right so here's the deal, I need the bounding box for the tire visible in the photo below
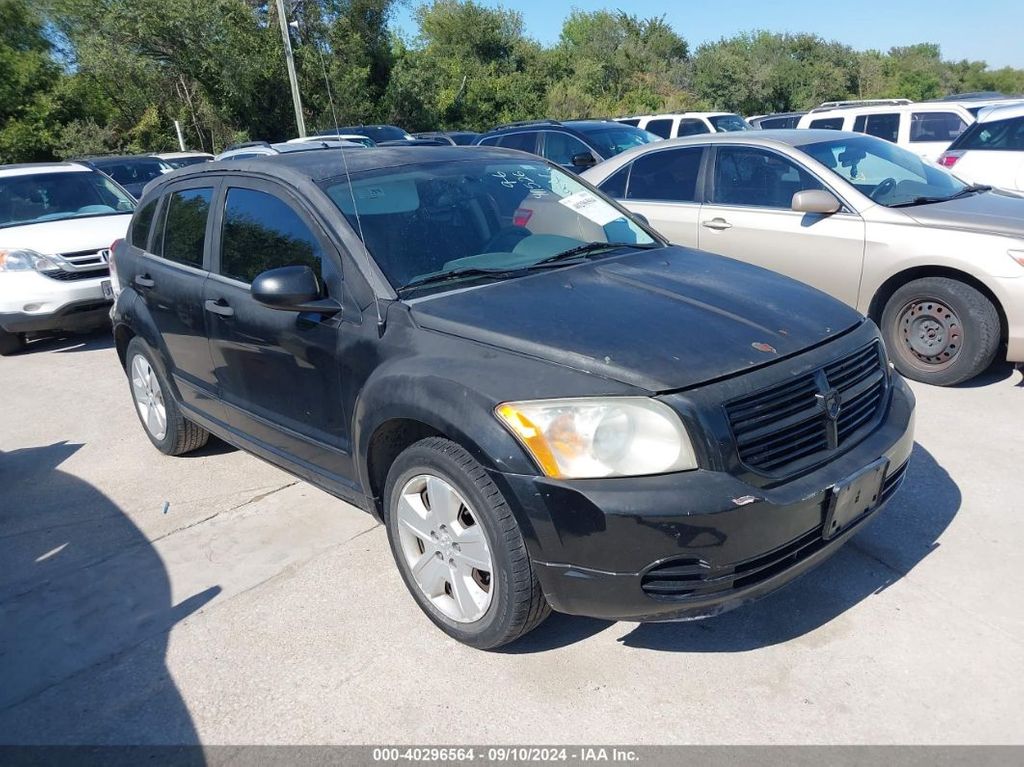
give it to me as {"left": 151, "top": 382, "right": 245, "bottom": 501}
{"left": 125, "top": 337, "right": 210, "bottom": 455}
{"left": 383, "top": 437, "right": 550, "bottom": 649}
{"left": 0, "top": 328, "right": 25, "bottom": 356}
{"left": 880, "top": 277, "right": 1001, "bottom": 387}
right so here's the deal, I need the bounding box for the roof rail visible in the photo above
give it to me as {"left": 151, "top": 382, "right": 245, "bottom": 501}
{"left": 810, "top": 99, "right": 913, "bottom": 113}
{"left": 224, "top": 140, "right": 271, "bottom": 152}
{"left": 493, "top": 119, "right": 562, "bottom": 130}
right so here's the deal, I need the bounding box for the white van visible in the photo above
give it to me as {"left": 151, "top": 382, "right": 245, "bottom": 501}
{"left": 615, "top": 112, "right": 752, "bottom": 139}
{"left": 0, "top": 163, "right": 134, "bottom": 354}
{"left": 797, "top": 103, "right": 975, "bottom": 161}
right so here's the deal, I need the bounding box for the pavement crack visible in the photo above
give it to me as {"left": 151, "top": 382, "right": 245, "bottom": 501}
{"left": 227, "top": 481, "right": 299, "bottom": 511}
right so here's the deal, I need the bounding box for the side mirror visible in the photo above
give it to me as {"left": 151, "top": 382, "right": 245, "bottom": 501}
{"left": 251, "top": 265, "right": 341, "bottom": 314}
{"left": 631, "top": 212, "right": 650, "bottom": 227}
{"left": 571, "top": 152, "right": 598, "bottom": 169}
{"left": 791, "top": 189, "right": 841, "bottom": 215}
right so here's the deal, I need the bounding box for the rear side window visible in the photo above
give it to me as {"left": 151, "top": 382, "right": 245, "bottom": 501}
{"left": 617, "top": 118, "right": 640, "bottom": 127}
{"left": 677, "top": 119, "right": 710, "bottom": 137}
{"left": 644, "top": 119, "right": 674, "bottom": 139}
{"left": 910, "top": 112, "right": 967, "bottom": 143}
{"left": 810, "top": 118, "right": 844, "bottom": 130}
{"left": 129, "top": 199, "right": 158, "bottom": 250}
{"left": 156, "top": 188, "right": 212, "bottom": 268}
{"left": 952, "top": 116, "right": 1024, "bottom": 150}
{"left": 853, "top": 113, "right": 899, "bottom": 143}
{"left": 626, "top": 147, "right": 703, "bottom": 202}
{"left": 220, "top": 188, "right": 324, "bottom": 284}
{"left": 493, "top": 132, "right": 537, "bottom": 153}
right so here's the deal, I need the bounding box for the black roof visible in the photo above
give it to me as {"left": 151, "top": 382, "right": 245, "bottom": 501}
{"left": 144, "top": 146, "right": 531, "bottom": 196}
{"left": 480, "top": 119, "right": 625, "bottom": 136}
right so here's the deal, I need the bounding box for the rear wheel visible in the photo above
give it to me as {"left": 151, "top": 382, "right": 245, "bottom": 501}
{"left": 0, "top": 328, "right": 25, "bottom": 356}
{"left": 383, "top": 437, "right": 550, "bottom": 649}
{"left": 881, "top": 277, "right": 1000, "bottom": 386}
{"left": 126, "top": 337, "right": 209, "bottom": 455}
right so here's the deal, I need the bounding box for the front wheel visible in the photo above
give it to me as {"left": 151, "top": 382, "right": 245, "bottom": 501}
{"left": 880, "top": 277, "right": 1001, "bottom": 386}
{"left": 383, "top": 437, "right": 550, "bottom": 649}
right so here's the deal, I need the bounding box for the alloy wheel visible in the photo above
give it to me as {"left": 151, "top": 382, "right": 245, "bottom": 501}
{"left": 395, "top": 474, "right": 494, "bottom": 623}
{"left": 130, "top": 353, "right": 167, "bottom": 441}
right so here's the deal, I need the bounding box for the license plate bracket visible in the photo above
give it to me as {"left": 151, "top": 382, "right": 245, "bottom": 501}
{"left": 101, "top": 280, "right": 113, "bottom": 300}
{"left": 824, "top": 458, "right": 889, "bottom": 540}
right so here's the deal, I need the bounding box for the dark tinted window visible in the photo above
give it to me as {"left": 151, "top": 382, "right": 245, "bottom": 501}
{"left": 708, "top": 114, "right": 752, "bottom": 132}
{"left": 93, "top": 158, "right": 169, "bottom": 187}
{"left": 712, "top": 147, "right": 824, "bottom": 208}
{"left": 493, "top": 132, "right": 537, "bottom": 153}
{"left": 627, "top": 147, "right": 703, "bottom": 202}
{"left": 758, "top": 115, "right": 802, "bottom": 129}
{"left": 854, "top": 113, "right": 899, "bottom": 143}
{"left": 617, "top": 118, "right": 640, "bottom": 127}
{"left": 810, "top": 117, "right": 844, "bottom": 130}
{"left": 910, "top": 112, "right": 967, "bottom": 142}
{"left": 157, "top": 188, "right": 212, "bottom": 268}
{"left": 645, "top": 119, "right": 674, "bottom": 139}
{"left": 220, "top": 188, "right": 323, "bottom": 284}
{"left": 130, "top": 199, "right": 158, "bottom": 249}
{"left": 598, "top": 165, "right": 630, "bottom": 198}
{"left": 677, "top": 119, "right": 710, "bottom": 136}
{"left": 951, "top": 116, "right": 1024, "bottom": 150}
{"left": 541, "top": 131, "right": 592, "bottom": 165}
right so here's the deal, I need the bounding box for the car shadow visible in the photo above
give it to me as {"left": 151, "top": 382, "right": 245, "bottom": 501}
{"left": 506, "top": 442, "right": 958, "bottom": 654}
{"left": 950, "top": 360, "right": 1016, "bottom": 389}
{"left": 0, "top": 442, "right": 215, "bottom": 753}
{"left": 23, "top": 328, "right": 115, "bottom": 355}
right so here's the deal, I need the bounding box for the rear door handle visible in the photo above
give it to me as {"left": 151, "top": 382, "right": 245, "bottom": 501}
{"left": 134, "top": 274, "right": 155, "bottom": 288}
{"left": 204, "top": 299, "right": 234, "bottom": 318}
{"left": 701, "top": 218, "right": 732, "bottom": 231}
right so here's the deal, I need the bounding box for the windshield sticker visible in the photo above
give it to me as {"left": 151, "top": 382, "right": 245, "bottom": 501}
{"left": 558, "top": 190, "right": 623, "bottom": 226}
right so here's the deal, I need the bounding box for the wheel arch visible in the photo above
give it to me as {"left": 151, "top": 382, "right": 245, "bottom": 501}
{"left": 868, "top": 265, "right": 1008, "bottom": 346}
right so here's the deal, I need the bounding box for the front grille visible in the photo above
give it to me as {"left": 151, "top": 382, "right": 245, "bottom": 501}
{"left": 640, "top": 458, "right": 909, "bottom": 600}
{"left": 42, "top": 248, "right": 110, "bottom": 282}
{"left": 726, "top": 342, "right": 887, "bottom": 475}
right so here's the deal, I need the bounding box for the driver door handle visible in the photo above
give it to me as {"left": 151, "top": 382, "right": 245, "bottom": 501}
{"left": 204, "top": 299, "right": 234, "bottom": 318}
{"left": 702, "top": 218, "right": 732, "bottom": 231}
{"left": 134, "top": 274, "right": 155, "bottom": 288}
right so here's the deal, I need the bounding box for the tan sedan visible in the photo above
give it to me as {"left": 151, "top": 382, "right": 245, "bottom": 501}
{"left": 581, "top": 130, "right": 1024, "bottom": 386}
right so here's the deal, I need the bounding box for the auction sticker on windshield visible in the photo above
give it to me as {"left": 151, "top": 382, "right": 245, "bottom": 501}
{"left": 558, "top": 190, "right": 623, "bottom": 226}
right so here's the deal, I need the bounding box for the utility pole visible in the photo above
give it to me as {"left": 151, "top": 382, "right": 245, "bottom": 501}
{"left": 275, "top": 0, "right": 306, "bottom": 137}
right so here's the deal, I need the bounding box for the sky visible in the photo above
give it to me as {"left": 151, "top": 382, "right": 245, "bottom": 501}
{"left": 393, "top": 0, "right": 1024, "bottom": 69}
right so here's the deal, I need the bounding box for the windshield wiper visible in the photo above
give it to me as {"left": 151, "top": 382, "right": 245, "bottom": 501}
{"left": 533, "top": 241, "right": 657, "bottom": 266}
{"left": 889, "top": 184, "right": 992, "bottom": 208}
{"left": 398, "top": 267, "right": 521, "bottom": 294}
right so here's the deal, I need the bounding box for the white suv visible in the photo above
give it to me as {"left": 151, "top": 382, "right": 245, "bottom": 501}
{"left": 797, "top": 103, "right": 974, "bottom": 161}
{"left": 938, "top": 101, "right": 1024, "bottom": 192}
{"left": 0, "top": 163, "right": 134, "bottom": 355}
{"left": 615, "top": 112, "right": 752, "bottom": 138}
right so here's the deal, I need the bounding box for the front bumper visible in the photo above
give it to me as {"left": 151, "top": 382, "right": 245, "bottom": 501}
{"left": 0, "top": 271, "right": 111, "bottom": 334}
{"left": 492, "top": 376, "right": 915, "bottom": 622}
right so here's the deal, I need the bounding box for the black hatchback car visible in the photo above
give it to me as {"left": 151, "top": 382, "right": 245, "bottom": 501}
{"left": 109, "top": 147, "right": 915, "bottom": 649}
{"left": 475, "top": 120, "right": 661, "bottom": 173}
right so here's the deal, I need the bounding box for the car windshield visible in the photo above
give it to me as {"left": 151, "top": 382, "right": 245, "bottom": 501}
{"left": 578, "top": 125, "right": 662, "bottom": 158}
{"left": 709, "top": 114, "right": 753, "bottom": 132}
{"left": 92, "top": 158, "right": 170, "bottom": 186}
{"left": 797, "top": 135, "right": 969, "bottom": 207}
{"left": 0, "top": 170, "right": 135, "bottom": 229}
{"left": 321, "top": 159, "right": 657, "bottom": 293}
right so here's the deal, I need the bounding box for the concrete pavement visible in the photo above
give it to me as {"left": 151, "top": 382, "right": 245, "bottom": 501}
{"left": 1, "top": 330, "right": 1022, "bottom": 745}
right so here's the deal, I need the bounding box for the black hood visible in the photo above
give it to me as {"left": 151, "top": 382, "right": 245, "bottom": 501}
{"left": 409, "top": 247, "right": 864, "bottom": 392}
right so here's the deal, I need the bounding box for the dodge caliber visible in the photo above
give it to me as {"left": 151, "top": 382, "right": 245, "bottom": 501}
{"left": 109, "top": 147, "right": 915, "bottom": 648}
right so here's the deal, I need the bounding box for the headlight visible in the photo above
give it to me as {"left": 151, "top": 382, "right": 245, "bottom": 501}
{"left": 495, "top": 397, "right": 698, "bottom": 478}
{"left": 1009, "top": 250, "right": 1024, "bottom": 269}
{"left": 0, "top": 248, "right": 60, "bottom": 273}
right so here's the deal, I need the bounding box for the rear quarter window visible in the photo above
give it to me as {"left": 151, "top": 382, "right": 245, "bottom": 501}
{"left": 810, "top": 118, "right": 844, "bottom": 130}
{"left": 952, "top": 116, "right": 1024, "bottom": 151}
